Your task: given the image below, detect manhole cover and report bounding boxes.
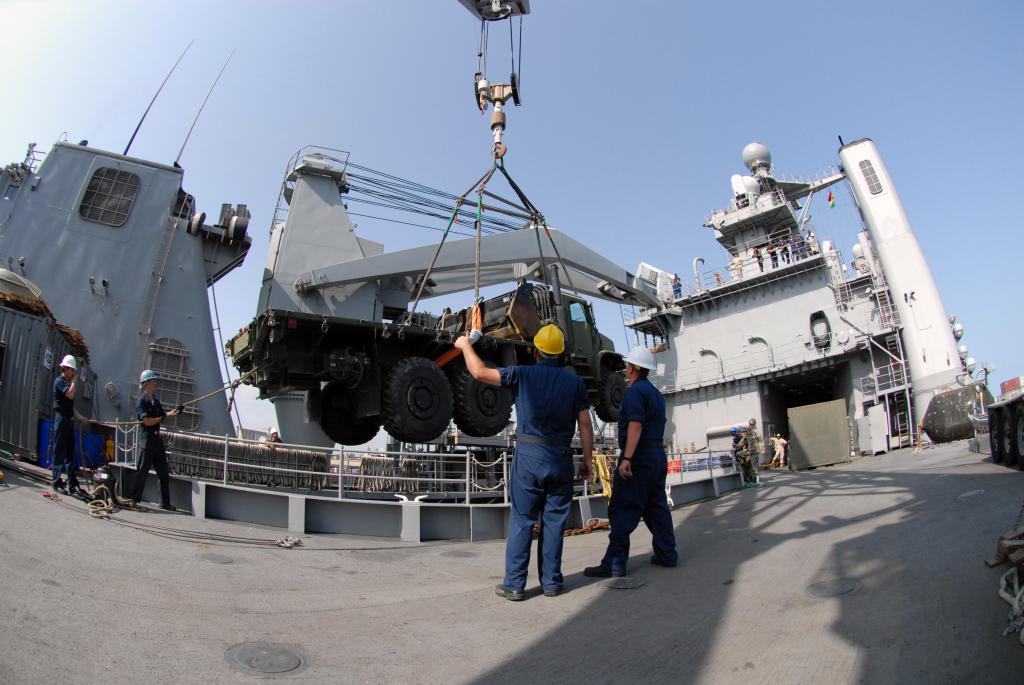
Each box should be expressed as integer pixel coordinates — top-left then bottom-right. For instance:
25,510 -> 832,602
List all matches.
601,576 -> 646,590
957,489 -> 984,500
226,642 -> 304,675
806,579 -> 859,597
199,552 -> 233,565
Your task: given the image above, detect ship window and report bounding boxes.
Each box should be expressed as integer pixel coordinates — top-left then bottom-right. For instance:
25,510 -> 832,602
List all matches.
2,184 -> 18,201
569,302 -> 587,323
147,337 -> 200,431
79,167 -> 140,227
859,160 -> 883,195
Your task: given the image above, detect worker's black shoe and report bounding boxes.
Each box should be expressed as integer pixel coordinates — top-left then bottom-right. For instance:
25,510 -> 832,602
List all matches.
159,503 -> 176,512
651,556 -> 678,568
69,487 -> 90,499
583,565 -> 621,578
542,587 -> 562,597
494,584 -> 525,601
52,483 -> 68,495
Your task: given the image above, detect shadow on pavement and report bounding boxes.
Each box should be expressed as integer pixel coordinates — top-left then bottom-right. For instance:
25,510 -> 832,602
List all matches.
470,451 -> 1024,684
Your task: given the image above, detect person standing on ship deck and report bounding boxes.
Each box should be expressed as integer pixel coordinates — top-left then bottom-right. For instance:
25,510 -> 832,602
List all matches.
584,346 -> 677,578
131,370 -> 182,510
51,355 -> 87,496
455,324 -> 593,600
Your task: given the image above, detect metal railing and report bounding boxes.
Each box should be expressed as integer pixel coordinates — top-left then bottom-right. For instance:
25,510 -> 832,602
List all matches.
110,425 -> 732,504
705,188 -> 789,229
859,362 -> 908,398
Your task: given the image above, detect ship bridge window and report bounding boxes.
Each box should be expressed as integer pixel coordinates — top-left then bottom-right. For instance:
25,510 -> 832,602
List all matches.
569,302 -> 588,323
3,184 -> 18,201
79,167 -> 140,227
859,160 -> 883,195
147,337 -> 200,431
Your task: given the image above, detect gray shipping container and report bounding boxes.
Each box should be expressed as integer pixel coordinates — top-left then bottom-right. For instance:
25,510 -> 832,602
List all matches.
0,303 -> 95,459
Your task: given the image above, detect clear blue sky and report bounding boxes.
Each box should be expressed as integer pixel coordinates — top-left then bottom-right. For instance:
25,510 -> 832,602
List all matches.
3,0 -> 1021,431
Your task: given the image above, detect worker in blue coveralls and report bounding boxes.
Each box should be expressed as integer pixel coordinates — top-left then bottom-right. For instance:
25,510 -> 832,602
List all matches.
456,323 -> 593,601
584,345 -> 677,577
130,369 -> 182,510
51,354 -> 87,497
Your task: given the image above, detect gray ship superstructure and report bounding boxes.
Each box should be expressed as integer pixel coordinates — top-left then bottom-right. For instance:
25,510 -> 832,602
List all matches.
627,140 -> 972,460
0,141 -> 251,437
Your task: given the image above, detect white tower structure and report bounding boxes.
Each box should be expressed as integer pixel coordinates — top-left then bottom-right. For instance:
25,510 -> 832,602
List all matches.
839,139 -> 960,423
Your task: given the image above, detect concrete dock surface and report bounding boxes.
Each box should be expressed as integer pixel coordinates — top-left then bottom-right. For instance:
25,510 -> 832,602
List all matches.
1,441 -> 1022,683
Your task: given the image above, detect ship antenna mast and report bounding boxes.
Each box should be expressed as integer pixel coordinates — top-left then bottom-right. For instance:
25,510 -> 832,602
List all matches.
123,40 -> 194,156
174,49 -> 235,166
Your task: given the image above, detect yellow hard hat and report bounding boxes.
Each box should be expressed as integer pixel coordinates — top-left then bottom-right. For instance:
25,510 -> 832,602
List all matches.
533,324 -> 565,355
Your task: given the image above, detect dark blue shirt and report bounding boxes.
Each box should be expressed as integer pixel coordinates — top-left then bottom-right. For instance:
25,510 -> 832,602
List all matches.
499,358 -> 589,447
136,394 -> 166,435
618,377 -> 665,450
53,376 -> 73,419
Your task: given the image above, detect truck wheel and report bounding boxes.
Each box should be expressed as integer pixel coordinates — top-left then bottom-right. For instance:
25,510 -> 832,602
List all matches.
990,410 -> 1004,463
449,366 -> 513,437
1004,410 -> 1019,467
383,357 -> 453,443
594,370 -> 627,423
320,381 -> 381,446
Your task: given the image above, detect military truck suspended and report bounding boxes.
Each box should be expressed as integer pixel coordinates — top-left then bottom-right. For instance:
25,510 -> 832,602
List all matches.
226,281 -> 626,445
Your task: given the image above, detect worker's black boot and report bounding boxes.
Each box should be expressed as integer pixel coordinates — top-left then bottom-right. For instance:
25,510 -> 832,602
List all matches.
494,585 -> 525,601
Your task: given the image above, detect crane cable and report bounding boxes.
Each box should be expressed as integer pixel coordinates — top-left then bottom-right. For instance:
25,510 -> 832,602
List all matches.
404,155 -> 588,324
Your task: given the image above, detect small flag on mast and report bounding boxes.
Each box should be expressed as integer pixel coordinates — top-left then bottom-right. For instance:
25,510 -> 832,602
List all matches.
827,190 -> 836,208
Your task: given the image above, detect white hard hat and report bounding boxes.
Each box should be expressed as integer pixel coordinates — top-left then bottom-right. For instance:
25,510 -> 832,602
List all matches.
139,369 -> 158,384
59,354 -> 77,371
623,345 -> 656,371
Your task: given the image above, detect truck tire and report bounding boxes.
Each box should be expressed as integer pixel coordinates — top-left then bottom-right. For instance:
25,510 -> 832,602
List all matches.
990,410 -> 1004,463
1004,410 -> 1019,467
320,381 -> 381,446
382,357 -> 453,443
594,370 -> 626,423
449,366 -> 513,437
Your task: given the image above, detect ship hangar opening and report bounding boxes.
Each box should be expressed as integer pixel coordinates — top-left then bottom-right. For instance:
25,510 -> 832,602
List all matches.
758,361 -> 851,440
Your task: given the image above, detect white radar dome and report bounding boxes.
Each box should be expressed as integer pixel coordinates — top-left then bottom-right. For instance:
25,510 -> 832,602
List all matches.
965,357 -> 976,373
742,142 -> 772,173
958,344 -> 969,359
952,322 -> 965,340
851,244 -> 864,259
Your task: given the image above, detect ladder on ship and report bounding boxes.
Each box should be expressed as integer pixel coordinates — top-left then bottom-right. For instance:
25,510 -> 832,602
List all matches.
826,247 -> 852,310
870,268 -> 900,330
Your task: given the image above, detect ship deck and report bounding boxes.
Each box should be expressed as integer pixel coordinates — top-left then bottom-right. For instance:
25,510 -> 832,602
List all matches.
1,441 -> 1022,683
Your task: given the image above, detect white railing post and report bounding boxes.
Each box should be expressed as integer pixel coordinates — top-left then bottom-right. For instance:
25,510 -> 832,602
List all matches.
465,451 -> 471,505
502,451 -> 509,505
222,435 -> 229,484
342,446 -> 350,499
